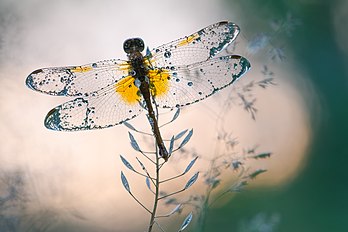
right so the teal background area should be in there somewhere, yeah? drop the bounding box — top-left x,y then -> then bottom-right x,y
204,0 -> 348,231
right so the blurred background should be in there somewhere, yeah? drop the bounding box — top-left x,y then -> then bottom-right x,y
0,0 -> 347,231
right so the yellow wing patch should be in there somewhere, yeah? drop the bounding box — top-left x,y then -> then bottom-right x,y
70,66 -> 93,73
148,69 -> 170,97
118,62 -> 132,71
115,76 -> 141,104
178,33 -> 200,47
114,69 -> 170,104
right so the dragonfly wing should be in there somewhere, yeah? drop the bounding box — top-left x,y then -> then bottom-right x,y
26,59 -> 130,96
149,21 -> 240,67
44,76 -> 144,131
152,55 -> 250,108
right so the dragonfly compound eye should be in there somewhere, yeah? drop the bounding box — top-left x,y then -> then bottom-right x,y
123,38 -> 145,53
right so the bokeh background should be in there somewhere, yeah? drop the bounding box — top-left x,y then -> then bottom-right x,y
0,0 -> 347,231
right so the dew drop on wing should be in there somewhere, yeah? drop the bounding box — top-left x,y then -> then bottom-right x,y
187,82 -> 193,86
164,51 -> 171,58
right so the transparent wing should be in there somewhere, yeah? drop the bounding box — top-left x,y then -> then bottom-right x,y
149,21 -> 240,67
152,55 -> 250,108
26,59 -> 130,96
44,76 -> 144,131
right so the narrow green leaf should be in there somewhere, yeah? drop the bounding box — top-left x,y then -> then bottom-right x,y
128,132 -> 141,152
146,177 -> 151,191
252,152 -> 272,159
174,129 -> 188,140
120,155 -> 135,171
178,212 -> 193,231
178,129 -> 193,149
184,156 -> 198,174
171,108 -> 180,122
249,169 -> 267,179
169,204 -> 182,216
123,121 -> 138,132
121,171 -> 130,192
184,172 -> 199,189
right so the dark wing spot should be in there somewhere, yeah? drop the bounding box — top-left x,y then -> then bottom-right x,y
31,69 -> 43,75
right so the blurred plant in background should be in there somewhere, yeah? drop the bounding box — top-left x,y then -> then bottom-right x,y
0,170 -> 92,232
246,12 -> 301,59
238,212 -> 281,232
0,170 -> 26,232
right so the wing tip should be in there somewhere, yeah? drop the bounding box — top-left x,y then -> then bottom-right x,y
44,107 -> 63,131
234,55 -> 251,80
217,21 -> 240,30
240,56 -> 251,71
237,55 -> 251,69
25,69 -> 43,90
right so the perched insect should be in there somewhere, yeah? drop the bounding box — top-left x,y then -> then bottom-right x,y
26,21 -> 250,160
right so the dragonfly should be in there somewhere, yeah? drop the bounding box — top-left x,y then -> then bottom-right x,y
26,21 -> 250,161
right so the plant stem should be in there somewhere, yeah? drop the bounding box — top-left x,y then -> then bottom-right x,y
147,148 -> 160,232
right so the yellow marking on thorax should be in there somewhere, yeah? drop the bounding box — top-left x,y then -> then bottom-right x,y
148,69 -> 170,97
115,76 -> 141,104
114,68 -> 170,104
178,33 -> 200,47
70,66 -> 93,73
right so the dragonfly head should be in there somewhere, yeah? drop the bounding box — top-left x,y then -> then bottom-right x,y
123,38 -> 145,54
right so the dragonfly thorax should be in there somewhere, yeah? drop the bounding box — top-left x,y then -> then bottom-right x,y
124,38 -> 148,80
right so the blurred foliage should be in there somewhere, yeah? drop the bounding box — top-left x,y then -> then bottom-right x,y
204,0 -> 348,231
